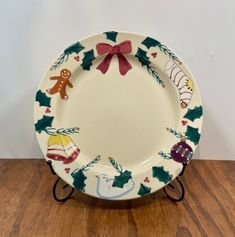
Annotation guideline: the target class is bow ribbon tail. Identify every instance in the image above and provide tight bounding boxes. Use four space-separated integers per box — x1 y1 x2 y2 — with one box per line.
96 53 114 74
117 53 132 76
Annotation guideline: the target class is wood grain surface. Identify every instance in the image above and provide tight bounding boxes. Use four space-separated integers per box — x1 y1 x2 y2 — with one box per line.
0 160 234 237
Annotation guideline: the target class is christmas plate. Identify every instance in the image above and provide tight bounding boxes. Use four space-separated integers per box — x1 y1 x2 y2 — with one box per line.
34 32 203 200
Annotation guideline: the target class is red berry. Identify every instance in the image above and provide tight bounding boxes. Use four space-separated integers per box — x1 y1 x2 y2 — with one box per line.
151 52 157 58
74 55 80 61
144 177 150 183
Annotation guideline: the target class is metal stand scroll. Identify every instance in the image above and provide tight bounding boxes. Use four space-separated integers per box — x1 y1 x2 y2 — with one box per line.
47 160 187 203
163 163 187 202
47 160 75 202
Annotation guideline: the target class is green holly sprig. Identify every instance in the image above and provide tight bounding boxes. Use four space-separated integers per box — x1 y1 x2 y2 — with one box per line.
44 127 80 136
109 157 123 173
166 127 185 139
71 155 101 192
50 42 85 70
167 126 200 145
158 151 172 160
135 47 164 87
81 155 101 171
146 65 165 87
108 157 132 188
158 44 181 64
141 37 182 64
50 54 69 71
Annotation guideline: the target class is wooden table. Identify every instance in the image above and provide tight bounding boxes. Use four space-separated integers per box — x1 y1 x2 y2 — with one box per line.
0 160 234 237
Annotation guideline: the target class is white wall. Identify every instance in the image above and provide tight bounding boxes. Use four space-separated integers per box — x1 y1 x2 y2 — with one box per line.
0 0 234 159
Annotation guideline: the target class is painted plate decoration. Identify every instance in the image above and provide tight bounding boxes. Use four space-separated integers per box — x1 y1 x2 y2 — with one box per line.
34 32 203 200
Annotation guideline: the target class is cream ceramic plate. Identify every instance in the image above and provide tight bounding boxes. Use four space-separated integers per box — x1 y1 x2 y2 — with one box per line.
34 32 203 200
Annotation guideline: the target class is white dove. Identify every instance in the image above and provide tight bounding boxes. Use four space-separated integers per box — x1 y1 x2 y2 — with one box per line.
96 174 135 199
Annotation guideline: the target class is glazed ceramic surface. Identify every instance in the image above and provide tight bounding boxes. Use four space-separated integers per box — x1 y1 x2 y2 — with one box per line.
34 32 203 200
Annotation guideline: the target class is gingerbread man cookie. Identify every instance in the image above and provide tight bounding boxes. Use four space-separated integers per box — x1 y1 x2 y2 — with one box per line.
47 69 73 100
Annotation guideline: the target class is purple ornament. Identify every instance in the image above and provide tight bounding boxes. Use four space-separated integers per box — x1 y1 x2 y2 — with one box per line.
170 141 193 163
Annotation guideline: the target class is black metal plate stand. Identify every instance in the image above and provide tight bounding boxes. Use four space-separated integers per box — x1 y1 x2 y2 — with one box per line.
47 160 75 202
163 163 187 202
47 160 187 203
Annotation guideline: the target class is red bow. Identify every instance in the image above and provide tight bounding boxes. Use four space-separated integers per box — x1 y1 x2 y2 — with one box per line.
96 40 132 76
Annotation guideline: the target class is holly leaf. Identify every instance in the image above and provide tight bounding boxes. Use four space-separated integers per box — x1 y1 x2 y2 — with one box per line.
71 169 87 192
35 90 51 107
183 106 203 121
135 48 164 86
81 49 95 70
185 126 200 145
135 48 151 67
142 37 161 49
104 31 118 42
64 42 85 55
34 116 54 133
112 170 132 188
50 42 85 70
138 183 151 196
152 166 173 184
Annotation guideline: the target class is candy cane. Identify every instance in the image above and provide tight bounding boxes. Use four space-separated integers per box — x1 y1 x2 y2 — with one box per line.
164 61 193 108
